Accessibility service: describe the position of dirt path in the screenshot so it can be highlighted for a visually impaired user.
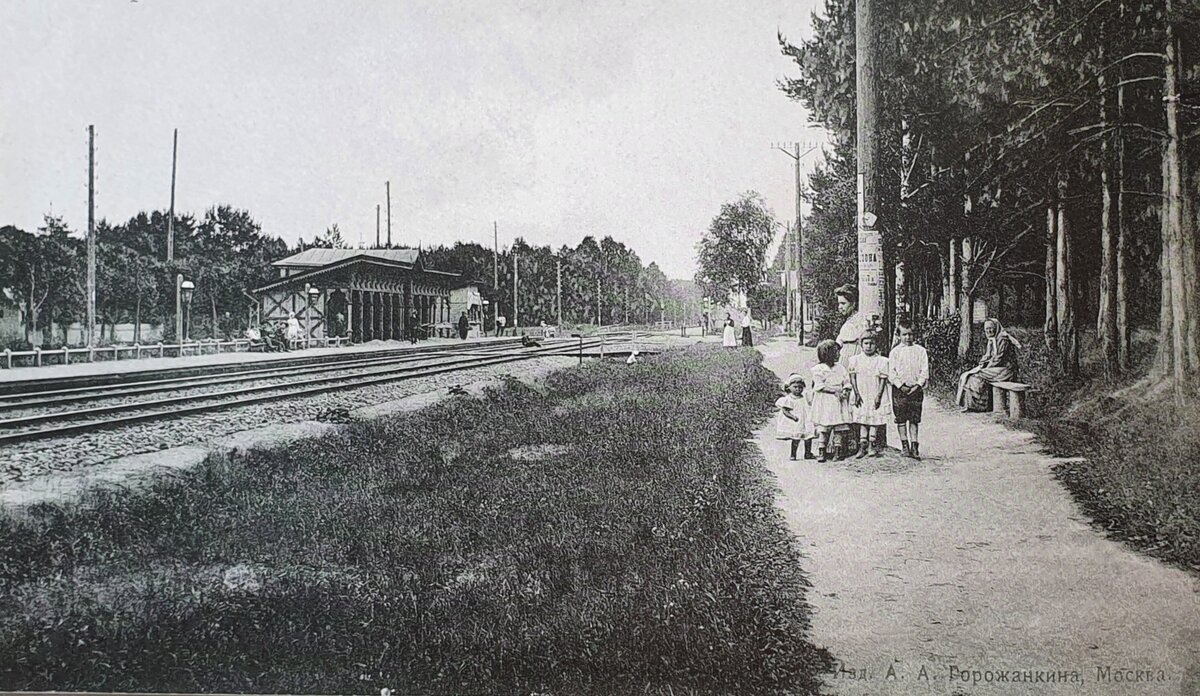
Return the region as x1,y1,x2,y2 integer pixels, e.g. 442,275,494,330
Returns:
754,338,1200,696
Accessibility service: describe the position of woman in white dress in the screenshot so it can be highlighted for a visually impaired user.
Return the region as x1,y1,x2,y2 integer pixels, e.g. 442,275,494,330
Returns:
722,313,737,348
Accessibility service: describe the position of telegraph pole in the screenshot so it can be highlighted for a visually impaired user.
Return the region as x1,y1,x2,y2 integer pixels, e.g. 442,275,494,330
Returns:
856,0,886,334
376,205,381,248
87,125,96,346
493,222,499,330
385,181,392,247
167,128,177,262
556,256,563,326
512,248,518,328
793,143,806,346
772,141,818,345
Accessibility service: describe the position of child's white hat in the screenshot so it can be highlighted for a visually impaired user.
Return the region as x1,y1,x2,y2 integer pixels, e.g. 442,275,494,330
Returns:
783,373,805,389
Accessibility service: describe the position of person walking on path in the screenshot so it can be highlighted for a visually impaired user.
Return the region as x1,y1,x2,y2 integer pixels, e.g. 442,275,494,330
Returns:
957,318,1021,411
496,314,507,337
456,311,470,340
889,319,929,460
810,339,853,462
722,313,737,348
741,308,754,347
849,332,890,458
775,373,814,460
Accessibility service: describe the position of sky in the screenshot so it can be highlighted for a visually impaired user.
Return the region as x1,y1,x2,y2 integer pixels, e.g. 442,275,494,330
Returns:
0,0,825,280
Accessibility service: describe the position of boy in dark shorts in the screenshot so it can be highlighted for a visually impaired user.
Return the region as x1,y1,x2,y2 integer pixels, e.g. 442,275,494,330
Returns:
887,319,929,459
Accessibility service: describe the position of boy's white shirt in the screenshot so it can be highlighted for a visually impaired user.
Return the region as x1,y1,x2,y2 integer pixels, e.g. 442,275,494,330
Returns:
888,343,929,388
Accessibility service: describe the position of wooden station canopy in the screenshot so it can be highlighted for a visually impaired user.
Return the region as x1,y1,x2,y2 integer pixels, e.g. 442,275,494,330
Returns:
252,248,463,342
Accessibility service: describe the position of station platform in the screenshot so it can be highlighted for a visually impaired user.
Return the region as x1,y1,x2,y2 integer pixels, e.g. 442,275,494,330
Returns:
0,336,521,386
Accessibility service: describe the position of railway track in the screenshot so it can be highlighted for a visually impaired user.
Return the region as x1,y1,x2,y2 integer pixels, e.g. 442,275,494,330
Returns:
0,334,628,446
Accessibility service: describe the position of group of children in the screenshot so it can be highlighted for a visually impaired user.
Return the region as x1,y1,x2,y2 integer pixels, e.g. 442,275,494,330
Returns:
775,319,930,462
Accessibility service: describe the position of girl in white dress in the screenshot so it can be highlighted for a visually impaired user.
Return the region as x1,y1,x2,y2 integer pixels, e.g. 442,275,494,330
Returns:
848,332,890,458
810,339,853,462
774,373,813,460
721,314,737,348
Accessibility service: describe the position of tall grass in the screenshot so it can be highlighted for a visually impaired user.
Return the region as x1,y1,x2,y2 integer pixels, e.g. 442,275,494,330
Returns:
0,346,832,694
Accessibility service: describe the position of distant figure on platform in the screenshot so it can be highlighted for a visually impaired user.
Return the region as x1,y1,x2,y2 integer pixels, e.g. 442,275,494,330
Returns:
497,314,507,337
330,312,345,339
457,311,470,339
285,312,301,346
702,310,711,337
407,310,419,344
957,318,1021,412
741,308,753,347
722,313,737,348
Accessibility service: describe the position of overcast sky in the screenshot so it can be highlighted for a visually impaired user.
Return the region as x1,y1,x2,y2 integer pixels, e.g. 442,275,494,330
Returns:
1,0,824,280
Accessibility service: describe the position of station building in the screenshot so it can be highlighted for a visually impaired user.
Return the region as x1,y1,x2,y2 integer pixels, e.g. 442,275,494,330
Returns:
252,248,476,342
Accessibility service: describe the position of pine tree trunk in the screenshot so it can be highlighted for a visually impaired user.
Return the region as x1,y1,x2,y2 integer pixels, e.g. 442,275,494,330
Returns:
958,237,974,359
1098,63,1119,375
1116,72,1130,371
1160,13,1193,399
1056,189,1079,376
949,237,960,317
941,243,952,318
1044,206,1059,353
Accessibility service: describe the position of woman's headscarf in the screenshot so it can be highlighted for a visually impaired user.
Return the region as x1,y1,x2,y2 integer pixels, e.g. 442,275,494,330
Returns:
984,318,1022,350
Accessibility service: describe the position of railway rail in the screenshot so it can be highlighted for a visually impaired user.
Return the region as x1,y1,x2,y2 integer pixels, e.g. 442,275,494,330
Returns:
0,334,631,446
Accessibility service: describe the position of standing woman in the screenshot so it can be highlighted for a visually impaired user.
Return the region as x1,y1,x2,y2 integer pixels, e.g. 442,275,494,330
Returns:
722,313,738,348
741,307,754,347
833,285,868,369
833,284,869,452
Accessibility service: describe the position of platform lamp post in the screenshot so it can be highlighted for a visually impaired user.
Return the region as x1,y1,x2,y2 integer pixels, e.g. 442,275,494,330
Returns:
180,279,195,352
305,283,320,349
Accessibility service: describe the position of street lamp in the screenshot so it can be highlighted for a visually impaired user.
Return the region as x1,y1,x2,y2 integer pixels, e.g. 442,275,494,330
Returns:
180,279,195,346
306,284,320,348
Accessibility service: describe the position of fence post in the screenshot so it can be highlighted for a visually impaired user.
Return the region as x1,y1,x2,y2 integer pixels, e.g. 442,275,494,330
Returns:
87,344,95,363
2,348,9,370
157,342,164,358
34,347,42,367
134,342,141,359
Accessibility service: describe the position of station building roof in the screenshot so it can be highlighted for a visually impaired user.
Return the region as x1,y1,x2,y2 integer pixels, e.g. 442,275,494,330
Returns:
272,247,421,269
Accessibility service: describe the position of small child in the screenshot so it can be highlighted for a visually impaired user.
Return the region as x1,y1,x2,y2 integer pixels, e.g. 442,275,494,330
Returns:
810,339,853,462
774,373,813,460
849,332,890,458
888,319,930,460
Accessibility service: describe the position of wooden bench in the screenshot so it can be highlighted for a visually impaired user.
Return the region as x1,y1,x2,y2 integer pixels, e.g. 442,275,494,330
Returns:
991,381,1031,419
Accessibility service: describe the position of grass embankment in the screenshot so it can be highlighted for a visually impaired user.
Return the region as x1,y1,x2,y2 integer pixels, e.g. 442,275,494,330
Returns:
0,346,831,695
925,322,1200,573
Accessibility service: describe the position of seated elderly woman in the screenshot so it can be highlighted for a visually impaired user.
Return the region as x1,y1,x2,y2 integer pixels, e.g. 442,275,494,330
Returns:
957,319,1021,412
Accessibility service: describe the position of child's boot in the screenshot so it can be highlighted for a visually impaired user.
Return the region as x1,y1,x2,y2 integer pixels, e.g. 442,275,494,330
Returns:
804,439,815,460
901,440,911,458
912,442,921,460
789,440,800,460
856,437,869,458
817,446,828,463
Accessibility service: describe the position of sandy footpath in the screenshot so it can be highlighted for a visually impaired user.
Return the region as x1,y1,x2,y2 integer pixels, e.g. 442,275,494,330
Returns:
754,338,1200,696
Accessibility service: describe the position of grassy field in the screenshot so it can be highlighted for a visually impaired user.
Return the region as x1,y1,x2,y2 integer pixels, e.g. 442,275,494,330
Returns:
926,323,1200,573
0,345,832,695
